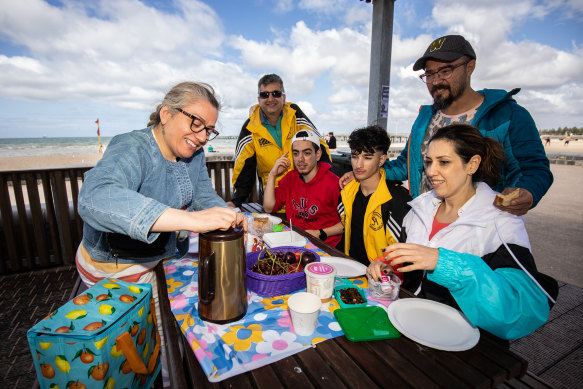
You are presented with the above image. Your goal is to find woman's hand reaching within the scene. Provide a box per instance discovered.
[152,206,247,234]
[367,258,392,282]
[191,207,247,232]
[382,243,439,272]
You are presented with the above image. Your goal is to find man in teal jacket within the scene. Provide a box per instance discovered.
[383,35,552,215]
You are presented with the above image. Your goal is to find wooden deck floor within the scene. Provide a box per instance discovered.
[1,266,580,388]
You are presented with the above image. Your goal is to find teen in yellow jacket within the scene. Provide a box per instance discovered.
[340,168,411,264]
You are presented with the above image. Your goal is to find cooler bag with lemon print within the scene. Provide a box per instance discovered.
[27,278,161,389]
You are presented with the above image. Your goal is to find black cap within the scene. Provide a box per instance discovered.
[413,35,476,71]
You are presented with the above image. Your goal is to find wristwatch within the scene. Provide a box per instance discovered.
[319,228,327,241]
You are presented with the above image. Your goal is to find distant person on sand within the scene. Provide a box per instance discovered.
[76,82,246,386]
[564,134,571,147]
[544,137,551,147]
[327,132,337,151]
[340,35,553,216]
[229,73,331,208]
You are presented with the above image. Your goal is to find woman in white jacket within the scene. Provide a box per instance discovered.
[368,124,557,340]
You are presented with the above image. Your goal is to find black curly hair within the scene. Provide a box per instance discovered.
[348,125,390,154]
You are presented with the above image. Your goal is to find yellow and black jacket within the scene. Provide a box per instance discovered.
[231,103,331,207]
[339,169,411,263]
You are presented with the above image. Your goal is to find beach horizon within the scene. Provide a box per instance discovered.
[0,138,580,171]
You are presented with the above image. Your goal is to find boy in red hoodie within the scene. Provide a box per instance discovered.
[263,130,344,247]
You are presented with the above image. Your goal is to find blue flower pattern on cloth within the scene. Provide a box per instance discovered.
[170,225,385,382]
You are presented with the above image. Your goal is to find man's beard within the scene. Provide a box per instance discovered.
[431,82,464,111]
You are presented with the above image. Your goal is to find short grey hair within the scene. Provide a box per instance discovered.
[148,82,220,127]
[258,74,284,94]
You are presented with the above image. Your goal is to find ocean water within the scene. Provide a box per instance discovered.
[0,136,363,158]
[0,136,240,157]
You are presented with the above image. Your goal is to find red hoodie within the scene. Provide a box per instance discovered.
[274,162,342,247]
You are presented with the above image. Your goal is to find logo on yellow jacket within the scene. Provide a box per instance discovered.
[370,211,383,231]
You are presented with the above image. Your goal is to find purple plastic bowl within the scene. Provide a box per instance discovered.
[246,246,320,297]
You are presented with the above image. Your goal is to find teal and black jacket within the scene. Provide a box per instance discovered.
[384,88,553,208]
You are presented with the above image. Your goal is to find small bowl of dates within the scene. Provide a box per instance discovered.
[334,284,367,309]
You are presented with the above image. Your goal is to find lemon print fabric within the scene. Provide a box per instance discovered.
[54,355,70,373]
[65,309,87,320]
[98,304,115,315]
[110,343,123,358]
[93,335,109,350]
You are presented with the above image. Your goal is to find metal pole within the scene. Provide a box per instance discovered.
[367,0,395,131]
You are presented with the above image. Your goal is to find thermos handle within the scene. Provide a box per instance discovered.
[199,252,215,304]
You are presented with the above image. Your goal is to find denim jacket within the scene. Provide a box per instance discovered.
[78,127,226,263]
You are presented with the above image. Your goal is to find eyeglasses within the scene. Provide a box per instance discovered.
[176,108,219,141]
[258,90,284,99]
[419,60,470,84]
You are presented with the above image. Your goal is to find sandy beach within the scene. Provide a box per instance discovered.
[0,153,104,171]
[0,138,580,171]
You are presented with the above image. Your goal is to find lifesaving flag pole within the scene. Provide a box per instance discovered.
[96,118,103,153]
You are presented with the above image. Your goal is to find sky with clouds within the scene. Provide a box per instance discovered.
[0,0,581,139]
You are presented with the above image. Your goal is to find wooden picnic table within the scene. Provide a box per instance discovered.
[155,203,529,388]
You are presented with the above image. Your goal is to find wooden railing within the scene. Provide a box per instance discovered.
[0,160,260,275]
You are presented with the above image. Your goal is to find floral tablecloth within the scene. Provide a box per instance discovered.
[164,229,388,382]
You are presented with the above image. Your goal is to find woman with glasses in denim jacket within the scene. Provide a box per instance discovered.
[77,81,245,286]
[76,82,246,383]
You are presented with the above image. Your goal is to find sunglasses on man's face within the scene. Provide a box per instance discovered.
[259,90,284,99]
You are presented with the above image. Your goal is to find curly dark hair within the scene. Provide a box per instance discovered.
[429,124,505,187]
[348,125,390,154]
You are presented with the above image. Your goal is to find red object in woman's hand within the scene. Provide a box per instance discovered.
[383,254,403,281]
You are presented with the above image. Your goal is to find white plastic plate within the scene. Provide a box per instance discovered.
[263,231,307,248]
[387,299,480,351]
[320,256,367,278]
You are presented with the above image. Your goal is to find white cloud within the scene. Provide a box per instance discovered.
[0,0,581,138]
[0,55,46,74]
[383,0,583,132]
[328,87,362,105]
[298,0,348,14]
[295,100,315,117]
[0,0,226,105]
[274,0,294,13]
[232,21,371,93]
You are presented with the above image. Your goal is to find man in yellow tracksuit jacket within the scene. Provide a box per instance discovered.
[230,74,331,208]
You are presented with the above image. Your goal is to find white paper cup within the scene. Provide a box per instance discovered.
[288,292,322,336]
[304,262,337,307]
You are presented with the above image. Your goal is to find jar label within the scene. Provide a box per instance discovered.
[307,263,334,275]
